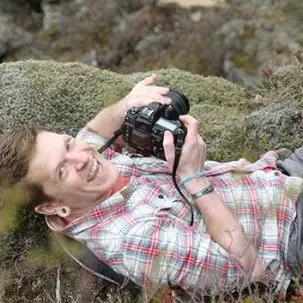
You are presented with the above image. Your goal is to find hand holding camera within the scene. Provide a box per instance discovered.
[163,115,206,180]
[122,74,171,113]
[121,90,190,160]
[114,82,198,224]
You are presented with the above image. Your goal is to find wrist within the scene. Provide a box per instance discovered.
[117,97,129,116]
[179,170,206,186]
[184,177,211,195]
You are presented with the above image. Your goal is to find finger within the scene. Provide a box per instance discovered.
[137,86,170,96]
[179,115,199,140]
[163,131,175,165]
[158,96,172,104]
[148,94,171,104]
[179,115,197,125]
[149,86,170,95]
[138,95,171,106]
[197,135,206,164]
[140,74,159,86]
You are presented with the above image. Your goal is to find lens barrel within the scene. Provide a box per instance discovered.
[165,90,190,120]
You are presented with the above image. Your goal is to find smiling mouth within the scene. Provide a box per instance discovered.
[87,157,99,182]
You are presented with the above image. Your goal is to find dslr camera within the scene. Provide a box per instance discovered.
[121,90,190,160]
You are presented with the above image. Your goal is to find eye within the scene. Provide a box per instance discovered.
[58,165,65,179]
[66,136,74,151]
[58,136,74,181]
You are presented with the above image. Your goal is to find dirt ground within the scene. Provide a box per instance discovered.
[158,0,227,7]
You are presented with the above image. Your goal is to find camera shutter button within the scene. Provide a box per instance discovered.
[130,107,139,113]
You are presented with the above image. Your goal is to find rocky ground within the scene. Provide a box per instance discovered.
[1,0,303,85]
[0,0,303,302]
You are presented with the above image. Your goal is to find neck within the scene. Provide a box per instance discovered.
[64,189,112,222]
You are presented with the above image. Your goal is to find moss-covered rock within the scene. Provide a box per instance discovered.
[0,60,251,157]
[1,59,303,162]
[0,60,132,134]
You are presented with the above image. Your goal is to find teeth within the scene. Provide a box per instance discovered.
[88,158,98,182]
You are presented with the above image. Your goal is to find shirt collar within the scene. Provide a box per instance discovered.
[45,179,134,233]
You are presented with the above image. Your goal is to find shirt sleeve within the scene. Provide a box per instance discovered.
[76,127,121,160]
[121,218,247,290]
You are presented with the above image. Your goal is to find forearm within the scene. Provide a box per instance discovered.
[163,115,264,280]
[87,98,127,140]
[185,177,264,280]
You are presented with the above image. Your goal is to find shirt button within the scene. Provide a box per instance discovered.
[274,171,280,176]
[158,195,164,199]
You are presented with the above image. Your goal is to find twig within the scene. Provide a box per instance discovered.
[56,265,62,303]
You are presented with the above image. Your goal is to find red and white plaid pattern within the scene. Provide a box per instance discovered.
[45,128,303,293]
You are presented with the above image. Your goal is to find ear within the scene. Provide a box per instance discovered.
[34,202,59,216]
[34,202,71,218]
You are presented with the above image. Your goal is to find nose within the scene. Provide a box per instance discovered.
[65,151,89,170]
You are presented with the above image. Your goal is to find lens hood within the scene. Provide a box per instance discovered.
[165,90,190,120]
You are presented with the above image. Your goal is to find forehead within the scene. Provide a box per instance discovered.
[26,131,64,183]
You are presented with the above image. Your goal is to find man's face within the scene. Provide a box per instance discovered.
[26,131,119,213]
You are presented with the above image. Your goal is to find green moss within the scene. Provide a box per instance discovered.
[281,0,303,20]
[14,47,32,58]
[65,22,111,50]
[36,22,111,62]
[233,52,258,74]
[39,24,61,39]
[169,52,207,75]
[238,26,256,43]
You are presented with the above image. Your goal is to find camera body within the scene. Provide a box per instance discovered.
[121,90,189,160]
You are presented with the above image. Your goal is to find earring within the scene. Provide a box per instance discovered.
[57,206,70,218]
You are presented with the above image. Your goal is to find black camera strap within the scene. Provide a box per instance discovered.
[171,136,195,226]
[98,129,122,154]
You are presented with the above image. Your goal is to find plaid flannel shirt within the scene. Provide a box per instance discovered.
[46,128,303,292]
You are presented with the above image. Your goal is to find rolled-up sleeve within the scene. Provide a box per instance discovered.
[121,218,246,289]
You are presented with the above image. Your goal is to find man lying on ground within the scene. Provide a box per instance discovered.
[0,74,302,296]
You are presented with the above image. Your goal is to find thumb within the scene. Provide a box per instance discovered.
[163,131,175,166]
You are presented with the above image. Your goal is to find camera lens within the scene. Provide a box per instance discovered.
[164,90,190,120]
